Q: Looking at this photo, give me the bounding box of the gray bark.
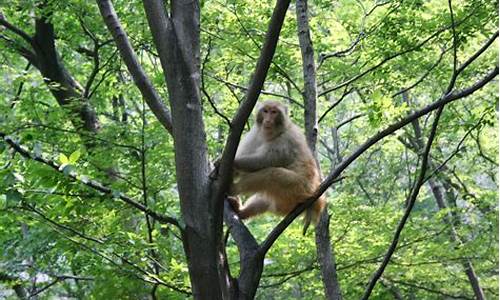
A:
[296,0,318,154]
[141,1,217,298]
[96,0,173,134]
[296,1,343,298]
[33,16,99,133]
[315,212,343,300]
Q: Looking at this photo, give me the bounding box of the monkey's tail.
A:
[302,196,326,235]
[302,208,314,236]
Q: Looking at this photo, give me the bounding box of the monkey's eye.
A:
[270,110,277,114]
[263,109,268,113]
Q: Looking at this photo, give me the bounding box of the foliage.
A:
[0,0,497,298]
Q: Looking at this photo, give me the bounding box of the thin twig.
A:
[361,105,445,299]
[0,132,181,229]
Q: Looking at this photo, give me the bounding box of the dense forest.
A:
[0,0,498,299]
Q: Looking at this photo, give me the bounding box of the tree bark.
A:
[315,212,343,300]
[141,1,220,298]
[428,180,486,300]
[96,0,173,134]
[31,9,99,133]
[296,1,343,298]
[296,0,318,154]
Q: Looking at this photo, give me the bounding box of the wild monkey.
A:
[229,100,326,233]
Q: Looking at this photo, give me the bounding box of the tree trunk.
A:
[32,14,99,133]
[296,0,318,154]
[404,91,486,300]
[296,1,343,298]
[315,211,343,300]
[428,180,486,300]
[141,1,221,298]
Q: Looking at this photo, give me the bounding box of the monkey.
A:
[228,100,326,233]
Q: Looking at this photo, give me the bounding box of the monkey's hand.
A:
[227,196,242,216]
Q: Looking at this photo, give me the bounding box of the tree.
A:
[0,0,497,299]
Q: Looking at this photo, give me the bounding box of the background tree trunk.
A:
[296,0,343,298]
[404,92,486,300]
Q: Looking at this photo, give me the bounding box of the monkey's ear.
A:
[255,105,264,124]
[281,103,289,116]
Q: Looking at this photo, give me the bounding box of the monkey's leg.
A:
[233,167,306,195]
[239,194,270,219]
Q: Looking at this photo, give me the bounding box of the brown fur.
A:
[230,101,326,227]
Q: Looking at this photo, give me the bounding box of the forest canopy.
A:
[0,0,498,299]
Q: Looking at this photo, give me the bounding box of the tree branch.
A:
[318,86,353,123]
[201,39,232,127]
[361,103,445,299]
[0,132,181,229]
[215,0,291,201]
[207,74,303,107]
[23,203,105,245]
[385,278,473,299]
[336,113,365,130]
[96,0,173,135]
[392,48,448,98]
[456,31,498,76]
[424,112,488,182]
[318,13,476,98]
[223,200,259,253]
[0,14,33,44]
[258,66,498,255]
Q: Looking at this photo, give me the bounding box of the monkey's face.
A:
[257,104,285,132]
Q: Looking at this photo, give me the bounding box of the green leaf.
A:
[6,190,22,204]
[69,150,81,163]
[59,153,69,164]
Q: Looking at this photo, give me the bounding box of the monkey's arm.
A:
[234,149,294,172]
[234,154,269,172]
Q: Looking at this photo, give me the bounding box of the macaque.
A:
[229,100,326,232]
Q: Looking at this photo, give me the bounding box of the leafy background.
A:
[0,0,497,298]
